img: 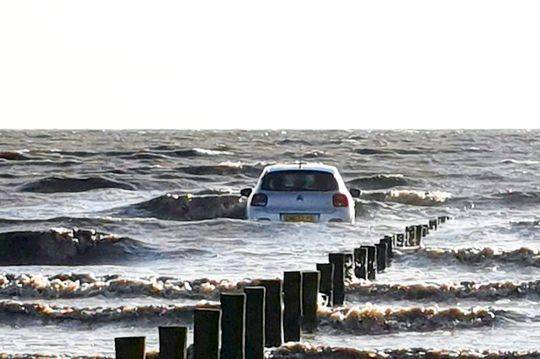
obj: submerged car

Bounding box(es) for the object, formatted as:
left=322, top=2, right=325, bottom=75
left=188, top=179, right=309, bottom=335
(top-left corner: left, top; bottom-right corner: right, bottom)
left=241, top=163, right=360, bottom=223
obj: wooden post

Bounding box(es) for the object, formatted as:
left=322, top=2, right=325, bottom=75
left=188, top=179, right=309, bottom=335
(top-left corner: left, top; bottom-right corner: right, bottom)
left=260, top=279, right=283, bottom=347
left=301, top=271, right=319, bottom=333
left=406, top=226, right=415, bottom=246
left=344, top=252, right=354, bottom=282
left=115, top=337, right=145, bottom=359
left=383, top=235, right=394, bottom=259
left=353, top=247, right=367, bottom=279
left=438, top=215, right=448, bottom=224
left=422, top=224, right=429, bottom=237
left=396, top=233, right=405, bottom=247
left=316, top=263, right=333, bottom=306
left=376, top=241, right=387, bottom=272
left=429, top=219, right=438, bottom=230
left=328, top=253, right=345, bottom=305
left=244, top=286, right=265, bottom=359
left=220, top=293, right=246, bottom=359
left=415, top=225, right=423, bottom=245
left=159, top=327, right=187, bottom=359
left=283, top=271, right=301, bottom=342
left=362, top=245, right=376, bottom=280
left=194, top=308, right=221, bottom=359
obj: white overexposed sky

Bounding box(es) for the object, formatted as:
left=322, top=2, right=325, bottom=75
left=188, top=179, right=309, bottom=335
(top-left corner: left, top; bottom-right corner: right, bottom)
left=0, top=1, right=539, bottom=129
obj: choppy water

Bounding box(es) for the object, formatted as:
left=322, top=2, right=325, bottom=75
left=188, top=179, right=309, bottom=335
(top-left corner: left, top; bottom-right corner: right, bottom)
left=0, top=130, right=539, bottom=357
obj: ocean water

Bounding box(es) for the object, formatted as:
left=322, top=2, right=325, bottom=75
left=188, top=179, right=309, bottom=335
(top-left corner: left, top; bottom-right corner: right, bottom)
left=0, top=130, right=539, bottom=357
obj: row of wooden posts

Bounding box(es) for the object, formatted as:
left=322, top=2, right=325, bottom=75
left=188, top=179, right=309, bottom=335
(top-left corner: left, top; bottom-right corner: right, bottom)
left=115, top=216, right=450, bottom=359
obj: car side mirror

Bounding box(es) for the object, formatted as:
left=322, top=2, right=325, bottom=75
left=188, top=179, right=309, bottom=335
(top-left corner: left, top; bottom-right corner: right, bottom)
left=349, top=188, right=361, bottom=198
left=240, top=188, right=252, bottom=197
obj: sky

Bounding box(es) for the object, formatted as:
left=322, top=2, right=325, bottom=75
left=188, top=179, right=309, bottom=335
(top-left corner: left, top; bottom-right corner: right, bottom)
left=0, top=1, right=539, bottom=129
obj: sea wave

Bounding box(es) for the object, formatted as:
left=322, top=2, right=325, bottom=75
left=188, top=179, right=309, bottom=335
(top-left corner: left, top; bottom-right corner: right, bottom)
left=347, top=280, right=540, bottom=300
left=19, top=176, right=136, bottom=193
left=359, top=189, right=451, bottom=206
left=491, top=191, right=540, bottom=205
left=0, top=300, right=217, bottom=324
left=0, top=274, right=250, bottom=300
left=0, top=228, right=145, bottom=265
left=317, top=303, right=502, bottom=334
left=0, top=151, right=30, bottom=161
left=412, top=247, right=540, bottom=267
left=117, top=193, right=246, bottom=221
left=175, top=161, right=263, bottom=176
left=347, top=174, right=410, bottom=190
left=271, top=343, right=540, bottom=359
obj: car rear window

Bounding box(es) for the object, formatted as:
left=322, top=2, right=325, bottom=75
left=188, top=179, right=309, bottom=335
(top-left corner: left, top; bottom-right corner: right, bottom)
left=261, top=170, right=338, bottom=191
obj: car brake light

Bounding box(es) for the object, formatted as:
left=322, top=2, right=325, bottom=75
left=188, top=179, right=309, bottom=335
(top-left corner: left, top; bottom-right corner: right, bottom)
left=251, top=193, right=268, bottom=207
left=333, top=193, right=349, bottom=207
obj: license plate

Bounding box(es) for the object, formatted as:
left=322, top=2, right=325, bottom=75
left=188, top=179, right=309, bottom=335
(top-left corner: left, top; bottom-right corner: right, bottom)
left=282, top=214, right=317, bottom=223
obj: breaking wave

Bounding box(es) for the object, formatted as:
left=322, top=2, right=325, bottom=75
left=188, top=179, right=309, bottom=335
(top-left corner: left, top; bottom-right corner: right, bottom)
left=317, top=304, right=503, bottom=334
left=0, top=300, right=217, bottom=325
left=347, top=174, right=410, bottom=190
left=176, top=161, right=263, bottom=176
left=19, top=176, right=136, bottom=193
left=271, top=343, right=540, bottom=359
left=117, top=193, right=246, bottom=221
left=0, top=228, right=146, bottom=265
left=413, top=247, right=540, bottom=267
left=346, top=280, right=540, bottom=301
left=359, top=189, right=452, bottom=206
left=491, top=191, right=540, bottom=205
left=0, top=151, right=30, bottom=161
left=0, top=274, right=250, bottom=300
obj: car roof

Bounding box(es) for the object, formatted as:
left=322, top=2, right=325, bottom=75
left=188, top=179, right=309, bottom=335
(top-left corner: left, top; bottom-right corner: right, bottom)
left=263, top=163, right=339, bottom=174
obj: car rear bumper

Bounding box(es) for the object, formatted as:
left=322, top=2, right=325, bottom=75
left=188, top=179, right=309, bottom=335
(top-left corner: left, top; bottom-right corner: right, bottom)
left=247, top=207, right=355, bottom=224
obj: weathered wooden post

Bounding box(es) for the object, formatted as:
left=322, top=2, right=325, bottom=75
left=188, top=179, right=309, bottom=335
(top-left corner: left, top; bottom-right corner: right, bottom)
left=422, top=224, right=429, bottom=237
left=328, top=253, right=345, bottom=305
left=383, top=236, right=394, bottom=259
left=353, top=247, right=367, bottom=279
left=429, top=219, right=438, bottom=230
left=344, top=252, right=354, bottom=282
left=194, top=308, right=221, bottom=359
left=438, top=215, right=448, bottom=224
left=283, top=271, right=301, bottom=342
left=220, top=293, right=246, bottom=359
left=301, top=271, right=319, bottom=332
left=316, top=263, right=333, bottom=306
left=362, top=245, right=376, bottom=280
left=159, top=327, right=187, bottom=359
left=244, top=286, right=265, bottom=359
left=406, top=226, right=415, bottom=246
left=415, top=225, right=423, bottom=246
left=376, top=241, right=387, bottom=272
left=115, top=337, right=145, bottom=359
left=260, top=279, right=283, bottom=347
left=396, top=233, right=405, bottom=247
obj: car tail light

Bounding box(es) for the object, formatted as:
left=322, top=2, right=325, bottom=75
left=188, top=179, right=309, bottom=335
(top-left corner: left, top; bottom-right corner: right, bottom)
left=251, top=193, right=268, bottom=207
left=333, top=193, right=349, bottom=207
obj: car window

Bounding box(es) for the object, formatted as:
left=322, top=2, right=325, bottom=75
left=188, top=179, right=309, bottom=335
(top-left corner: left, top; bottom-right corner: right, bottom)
left=261, top=170, right=338, bottom=191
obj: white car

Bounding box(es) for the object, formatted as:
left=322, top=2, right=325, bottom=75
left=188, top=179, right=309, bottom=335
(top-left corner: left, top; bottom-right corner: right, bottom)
left=241, top=163, right=359, bottom=223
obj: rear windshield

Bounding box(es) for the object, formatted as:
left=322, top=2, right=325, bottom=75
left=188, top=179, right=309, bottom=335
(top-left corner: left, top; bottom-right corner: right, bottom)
left=261, top=170, right=338, bottom=191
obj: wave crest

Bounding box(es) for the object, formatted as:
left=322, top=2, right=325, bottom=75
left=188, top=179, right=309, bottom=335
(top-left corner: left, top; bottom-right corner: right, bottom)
left=318, top=303, right=499, bottom=334
left=416, top=247, right=540, bottom=267
left=19, top=176, right=136, bottom=193
left=271, top=343, right=540, bottom=359
left=118, top=193, right=246, bottom=221
left=347, top=280, right=540, bottom=300
left=359, top=190, right=451, bottom=206
left=0, top=228, right=144, bottom=265
left=0, top=274, right=252, bottom=300
left=347, top=174, right=410, bottom=190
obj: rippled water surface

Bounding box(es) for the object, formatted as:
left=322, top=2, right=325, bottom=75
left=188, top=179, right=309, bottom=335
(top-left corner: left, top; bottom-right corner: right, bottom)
left=0, top=130, right=539, bottom=356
